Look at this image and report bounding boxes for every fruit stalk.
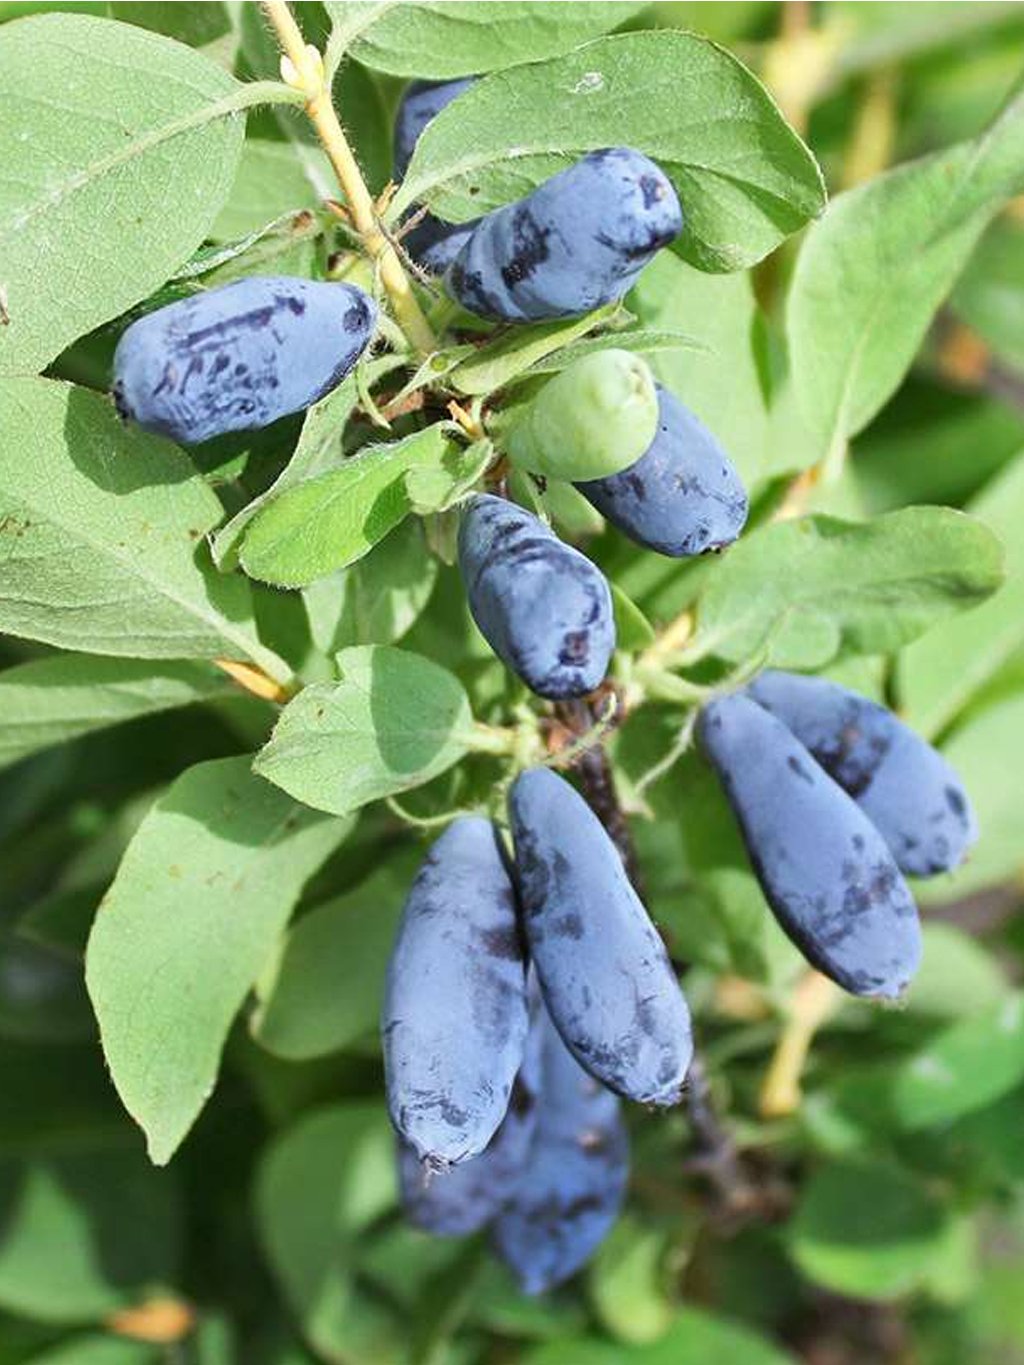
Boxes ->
[260,0,437,355]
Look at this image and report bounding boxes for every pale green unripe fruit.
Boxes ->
[504,349,658,481]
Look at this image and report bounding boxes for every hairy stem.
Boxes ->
[260,0,437,355]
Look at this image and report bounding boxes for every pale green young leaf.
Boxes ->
[391,33,826,273]
[447,306,620,397]
[0,655,228,773]
[692,507,1004,669]
[253,646,474,816]
[788,74,1024,451]
[212,355,406,570]
[239,424,463,587]
[898,448,1024,737]
[324,1,643,80]
[0,379,285,678]
[85,757,349,1164]
[0,13,251,375]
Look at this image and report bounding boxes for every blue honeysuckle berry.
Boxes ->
[508,766,693,1107]
[493,999,629,1295]
[745,670,978,877]
[577,384,748,556]
[698,693,923,999]
[446,147,683,322]
[112,276,376,445]
[382,816,529,1167]
[458,494,615,700]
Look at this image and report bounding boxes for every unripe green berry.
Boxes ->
[504,349,658,481]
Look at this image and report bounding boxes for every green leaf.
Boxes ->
[789,1160,952,1301]
[692,507,1004,669]
[253,646,475,817]
[212,355,406,571]
[826,995,1024,1134]
[0,656,228,773]
[898,449,1024,737]
[85,757,349,1164]
[0,13,249,376]
[392,32,826,273]
[0,1146,180,1322]
[922,693,1024,898]
[0,378,285,677]
[906,924,1010,1019]
[239,424,462,588]
[252,849,422,1060]
[448,306,620,397]
[588,1216,676,1345]
[255,1103,397,1362]
[326,1,644,79]
[611,583,657,653]
[952,213,1024,370]
[211,140,331,240]
[787,75,1024,451]
[304,520,439,654]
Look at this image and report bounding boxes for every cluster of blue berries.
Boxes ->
[700,673,977,999]
[106,69,980,1294]
[382,769,691,1293]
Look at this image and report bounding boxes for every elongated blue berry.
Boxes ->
[508,767,692,1105]
[446,148,682,322]
[398,979,544,1237]
[393,78,479,274]
[745,671,978,877]
[493,1002,628,1294]
[698,694,922,998]
[458,494,614,699]
[393,78,476,179]
[112,277,376,445]
[577,385,748,555]
[382,817,529,1166]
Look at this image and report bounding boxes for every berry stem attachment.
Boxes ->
[260,0,438,356]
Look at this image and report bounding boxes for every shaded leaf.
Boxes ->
[0,656,228,773]
[85,758,348,1163]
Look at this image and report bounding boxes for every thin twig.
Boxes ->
[260,0,437,355]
